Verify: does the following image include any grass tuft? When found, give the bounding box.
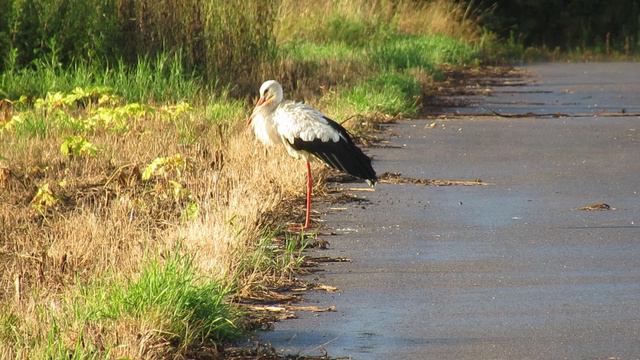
[2,251,239,358]
[371,34,478,72]
[326,72,422,118]
[118,252,240,345]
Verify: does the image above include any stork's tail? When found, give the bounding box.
[291,133,377,185]
[341,141,377,186]
[287,116,377,185]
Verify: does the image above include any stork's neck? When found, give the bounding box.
[250,102,274,123]
[266,99,280,113]
[258,96,281,115]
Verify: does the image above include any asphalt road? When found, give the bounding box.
[259,63,640,359]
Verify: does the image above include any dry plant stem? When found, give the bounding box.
[304,160,312,230]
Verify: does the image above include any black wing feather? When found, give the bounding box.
[288,117,377,184]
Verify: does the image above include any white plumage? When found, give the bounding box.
[249,80,376,229]
[274,102,347,160]
[250,110,280,146]
[249,80,281,146]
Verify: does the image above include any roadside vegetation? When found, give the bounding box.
[0,0,485,357]
[479,0,640,61]
[476,0,640,63]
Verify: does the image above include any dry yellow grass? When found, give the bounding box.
[0,94,317,357]
[172,130,305,280]
[395,0,484,42]
[274,0,394,44]
[275,0,484,44]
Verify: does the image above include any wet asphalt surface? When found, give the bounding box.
[259,63,640,359]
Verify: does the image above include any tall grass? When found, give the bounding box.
[1,50,201,102]
[1,0,486,94]
[0,0,278,95]
[371,34,478,72]
[394,0,486,41]
[0,0,121,67]
[275,0,484,45]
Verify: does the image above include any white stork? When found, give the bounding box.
[249,80,377,229]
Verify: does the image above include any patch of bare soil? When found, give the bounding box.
[423,65,529,111]
[224,343,343,360]
[378,171,488,186]
[228,265,344,359]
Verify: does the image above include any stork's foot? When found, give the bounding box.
[286,223,317,234]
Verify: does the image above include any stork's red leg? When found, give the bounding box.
[304,161,312,230]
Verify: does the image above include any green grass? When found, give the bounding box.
[240,229,309,279]
[303,16,390,46]
[282,32,478,120]
[1,251,239,358]
[0,1,278,93]
[205,97,247,124]
[371,34,478,72]
[0,51,202,103]
[482,37,640,63]
[117,252,239,344]
[326,72,422,117]
[10,111,50,138]
[283,33,477,119]
[283,33,476,71]
[0,309,20,347]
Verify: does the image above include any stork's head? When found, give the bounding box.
[256,80,283,109]
[248,80,283,124]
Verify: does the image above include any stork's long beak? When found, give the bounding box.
[247,96,267,124]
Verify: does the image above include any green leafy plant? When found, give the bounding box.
[60,136,98,158]
[88,102,149,132]
[31,183,58,213]
[33,86,113,111]
[181,201,200,221]
[161,101,192,119]
[142,154,189,181]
